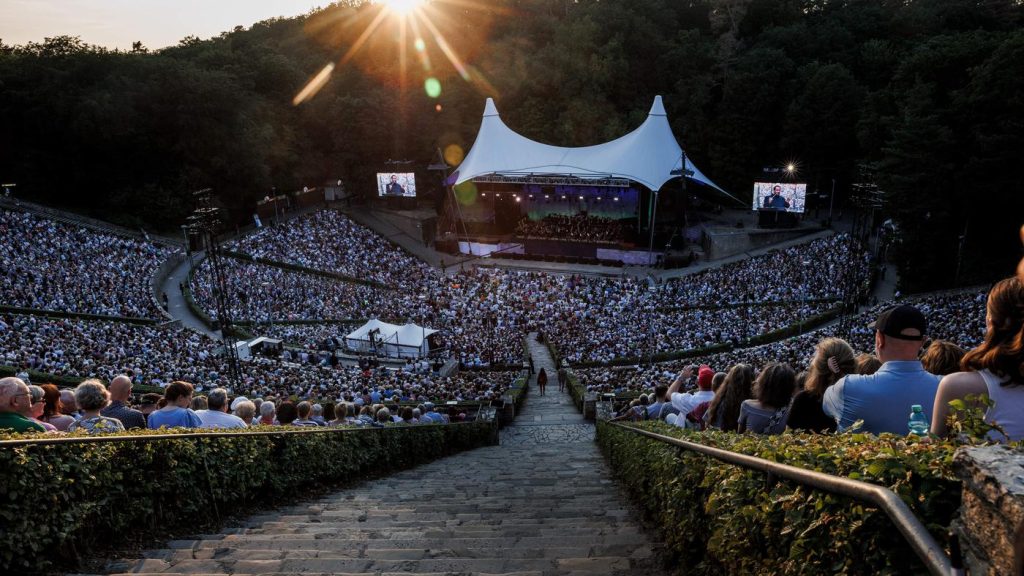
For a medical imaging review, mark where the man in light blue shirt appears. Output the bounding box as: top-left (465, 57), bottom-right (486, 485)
top-left (823, 305), bottom-right (940, 434)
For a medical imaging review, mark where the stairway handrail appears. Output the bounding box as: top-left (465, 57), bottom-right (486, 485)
top-left (605, 422), bottom-right (953, 576)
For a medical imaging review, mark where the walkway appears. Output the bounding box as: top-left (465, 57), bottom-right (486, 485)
top-left (97, 335), bottom-right (664, 576)
top-left (158, 252), bottom-right (219, 340)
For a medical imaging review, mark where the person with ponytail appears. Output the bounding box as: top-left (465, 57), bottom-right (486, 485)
top-left (931, 277), bottom-right (1024, 441)
top-left (788, 337), bottom-right (856, 433)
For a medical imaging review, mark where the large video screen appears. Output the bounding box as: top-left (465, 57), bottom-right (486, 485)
top-left (377, 173), bottom-right (417, 197)
top-left (752, 182), bottom-right (806, 213)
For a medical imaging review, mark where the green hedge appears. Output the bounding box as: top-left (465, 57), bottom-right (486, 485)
top-left (0, 305), bottom-right (158, 325)
top-left (222, 250), bottom-right (387, 289)
top-left (0, 422), bottom-right (496, 572)
top-left (596, 421), bottom-right (961, 575)
top-left (0, 366), bottom-right (164, 395)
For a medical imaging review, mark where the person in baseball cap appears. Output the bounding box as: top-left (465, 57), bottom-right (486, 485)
top-left (823, 304), bottom-right (940, 434)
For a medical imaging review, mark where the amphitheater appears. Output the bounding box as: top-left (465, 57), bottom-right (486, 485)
top-left (0, 198), bottom-right (1008, 575)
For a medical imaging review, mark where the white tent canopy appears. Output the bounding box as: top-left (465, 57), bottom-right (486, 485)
top-left (345, 319), bottom-right (438, 359)
top-left (453, 96), bottom-right (729, 195)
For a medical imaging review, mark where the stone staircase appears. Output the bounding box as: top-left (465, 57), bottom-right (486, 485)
top-left (94, 334), bottom-right (664, 576)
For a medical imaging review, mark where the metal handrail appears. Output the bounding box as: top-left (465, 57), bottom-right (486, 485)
top-left (0, 420), bottom-right (488, 448)
top-left (607, 422), bottom-right (953, 576)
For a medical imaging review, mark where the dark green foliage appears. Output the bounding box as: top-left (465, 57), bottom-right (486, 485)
top-left (0, 422), bottom-right (495, 572)
top-left (1, 0), bottom-right (1021, 289)
top-left (597, 421), bottom-right (963, 575)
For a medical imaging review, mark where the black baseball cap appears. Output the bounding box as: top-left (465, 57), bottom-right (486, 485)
top-left (870, 305), bottom-right (927, 341)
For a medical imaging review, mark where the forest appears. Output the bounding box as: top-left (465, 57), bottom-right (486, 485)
top-left (0, 0), bottom-right (1021, 291)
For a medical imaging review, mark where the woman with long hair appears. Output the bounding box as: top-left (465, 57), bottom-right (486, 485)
top-left (705, 364), bottom-right (755, 432)
top-left (738, 363), bottom-right (796, 435)
top-left (931, 277), bottom-right (1024, 440)
top-left (788, 337), bottom-right (856, 433)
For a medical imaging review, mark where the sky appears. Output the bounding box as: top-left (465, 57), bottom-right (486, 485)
top-left (0, 0), bottom-right (330, 51)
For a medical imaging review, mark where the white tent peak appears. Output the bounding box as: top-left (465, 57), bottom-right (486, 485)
top-left (454, 95), bottom-right (728, 194)
top-left (648, 95), bottom-right (667, 117)
top-left (483, 97), bottom-right (499, 117)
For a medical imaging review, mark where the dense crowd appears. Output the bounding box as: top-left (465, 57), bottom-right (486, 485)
top-left (0, 209), bottom-right (169, 318)
top-left (652, 234), bottom-right (871, 306)
top-left (0, 311), bottom-right (517, 405)
top-left (514, 213), bottom-right (624, 242)
top-left (228, 210), bottom-right (436, 291)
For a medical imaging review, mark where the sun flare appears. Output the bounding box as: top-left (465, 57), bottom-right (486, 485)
top-left (379, 0), bottom-right (423, 16)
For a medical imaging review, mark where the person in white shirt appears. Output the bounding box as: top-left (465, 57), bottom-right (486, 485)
top-left (667, 364), bottom-right (717, 427)
top-left (196, 388), bottom-right (247, 429)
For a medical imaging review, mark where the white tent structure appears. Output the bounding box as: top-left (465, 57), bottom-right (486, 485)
top-left (452, 95), bottom-right (734, 199)
top-left (345, 319), bottom-right (437, 359)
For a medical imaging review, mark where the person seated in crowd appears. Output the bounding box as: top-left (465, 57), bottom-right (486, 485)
top-left (788, 338), bottom-right (855, 434)
top-left (26, 385), bottom-right (58, 432)
top-left (257, 401), bottom-right (277, 425)
top-left (611, 395), bottom-right (650, 422)
top-left (823, 305), bottom-right (940, 434)
top-left (705, 364), bottom-right (755, 432)
top-left (233, 400), bottom-right (256, 426)
top-left (67, 380), bottom-right (125, 434)
top-left (40, 383), bottom-right (75, 431)
top-left (0, 377), bottom-right (46, 433)
top-left (738, 363), bottom-right (796, 434)
top-left (137, 393), bottom-right (162, 422)
top-left (311, 403), bottom-right (327, 426)
top-left (645, 385), bottom-right (675, 421)
top-left (921, 339), bottom-right (966, 376)
top-left (196, 388), bottom-right (247, 429)
top-left (374, 407), bottom-right (392, 426)
top-left (147, 381), bottom-right (202, 429)
top-left (101, 375), bottom-right (146, 430)
top-left (292, 401), bottom-right (320, 426)
top-left (191, 395), bottom-right (208, 411)
top-left (854, 353), bottom-right (882, 375)
top-left (59, 389), bottom-right (80, 420)
top-left (276, 401), bottom-right (298, 425)
top-left (668, 365), bottom-right (716, 427)
top-left (932, 277), bottom-right (1024, 441)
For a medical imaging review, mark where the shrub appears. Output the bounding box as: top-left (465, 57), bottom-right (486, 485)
top-left (596, 421), bottom-right (962, 575)
top-left (0, 422), bottom-right (496, 572)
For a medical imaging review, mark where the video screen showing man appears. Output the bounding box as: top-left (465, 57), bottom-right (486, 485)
top-left (751, 182), bottom-right (806, 213)
top-left (376, 173), bottom-right (417, 198)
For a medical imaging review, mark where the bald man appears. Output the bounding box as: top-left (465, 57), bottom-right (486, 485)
top-left (0, 377), bottom-right (45, 433)
top-left (100, 375), bottom-right (146, 430)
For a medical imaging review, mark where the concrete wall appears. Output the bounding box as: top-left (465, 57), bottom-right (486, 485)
top-left (702, 228), bottom-right (819, 260)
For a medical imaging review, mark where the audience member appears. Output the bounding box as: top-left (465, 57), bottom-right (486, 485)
top-left (196, 388), bottom-right (247, 429)
top-left (932, 277), bottom-right (1024, 441)
top-left (788, 338), bottom-right (855, 433)
top-left (705, 364), bottom-right (755, 432)
top-left (823, 305), bottom-right (940, 434)
top-left (26, 385), bottom-right (58, 432)
top-left (738, 363), bottom-right (796, 434)
top-left (0, 377), bottom-right (45, 433)
top-left (40, 383), bottom-right (75, 431)
top-left (921, 340), bottom-right (967, 376)
top-left (147, 381), bottom-right (202, 429)
top-left (101, 375), bottom-right (146, 430)
top-left (67, 379), bottom-right (125, 434)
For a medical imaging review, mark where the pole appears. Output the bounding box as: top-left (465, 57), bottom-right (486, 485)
top-left (829, 178), bottom-right (836, 225)
top-left (648, 190), bottom-right (659, 267)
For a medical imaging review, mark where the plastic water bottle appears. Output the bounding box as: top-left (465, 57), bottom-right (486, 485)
top-left (908, 404), bottom-right (929, 436)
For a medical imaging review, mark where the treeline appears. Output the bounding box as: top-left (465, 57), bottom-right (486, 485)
top-left (0, 0), bottom-right (1021, 291)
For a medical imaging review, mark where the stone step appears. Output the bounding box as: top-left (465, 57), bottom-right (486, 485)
top-left (238, 524), bottom-right (639, 537)
top-left (178, 533), bottom-right (650, 549)
top-left (143, 543), bottom-right (655, 562)
top-left (107, 555), bottom-right (654, 574)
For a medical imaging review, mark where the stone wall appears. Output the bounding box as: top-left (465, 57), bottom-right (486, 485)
top-left (954, 445), bottom-right (1024, 575)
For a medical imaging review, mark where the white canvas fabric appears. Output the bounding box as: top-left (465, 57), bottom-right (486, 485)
top-left (453, 96), bottom-right (727, 194)
top-left (345, 319), bottom-right (437, 357)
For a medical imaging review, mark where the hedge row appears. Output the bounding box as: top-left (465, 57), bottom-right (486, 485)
top-left (0, 365), bottom-right (164, 395)
top-left (0, 421), bottom-right (497, 572)
top-left (222, 250), bottom-right (387, 290)
top-left (0, 305), bottom-right (157, 325)
top-left (596, 421), bottom-right (962, 575)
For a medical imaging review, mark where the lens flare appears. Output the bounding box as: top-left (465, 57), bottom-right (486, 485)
top-left (424, 77), bottom-right (442, 98)
top-left (379, 0), bottom-right (422, 16)
top-left (454, 181), bottom-right (477, 205)
top-left (444, 144), bottom-right (464, 165)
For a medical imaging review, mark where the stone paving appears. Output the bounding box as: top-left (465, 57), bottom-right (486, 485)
top-left (95, 333), bottom-right (664, 576)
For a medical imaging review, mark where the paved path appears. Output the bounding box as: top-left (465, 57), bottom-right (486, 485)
top-left (158, 252), bottom-right (220, 340)
top-left (97, 335), bottom-right (663, 576)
